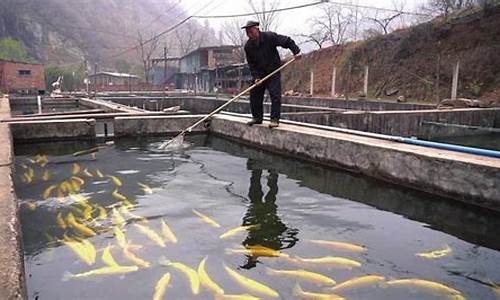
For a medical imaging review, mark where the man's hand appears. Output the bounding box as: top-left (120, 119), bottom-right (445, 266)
top-left (254, 78), bottom-right (262, 86)
top-left (294, 53), bottom-right (302, 60)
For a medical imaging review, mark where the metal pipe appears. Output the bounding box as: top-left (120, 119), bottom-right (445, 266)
top-left (219, 112), bottom-right (500, 159)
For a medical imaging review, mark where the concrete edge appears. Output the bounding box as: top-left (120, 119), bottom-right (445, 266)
top-left (0, 95), bottom-right (26, 300)
top-left (114, 115), bottom-right (210, 137)
top-left (210, 114), bottom-right (500, 211)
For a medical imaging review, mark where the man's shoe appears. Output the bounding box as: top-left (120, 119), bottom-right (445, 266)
top-left (247, 118), bottom-right (262, 126)
top-left (268, 119), bottom-right (279, 128)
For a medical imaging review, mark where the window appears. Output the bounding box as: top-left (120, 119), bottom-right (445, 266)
top-left (18, 70), bottom-right (31, 76)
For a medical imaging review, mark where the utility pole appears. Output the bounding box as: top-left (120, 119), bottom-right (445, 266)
top-left (84, 59), bottom-right (89, 98)
top-left (93, 63), bottom-right (98, 98)
top-left (163, 45), bottom-right (168, 90)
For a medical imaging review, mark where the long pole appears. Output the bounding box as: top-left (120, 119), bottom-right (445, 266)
top-left (159, 58), bottom-right (296, 149)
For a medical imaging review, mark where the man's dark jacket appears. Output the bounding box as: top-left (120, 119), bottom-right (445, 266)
top-left (244, 31), bottom-right (300, 79)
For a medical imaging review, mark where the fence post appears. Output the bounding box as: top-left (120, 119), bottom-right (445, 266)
top-left (331, 66), bottom-right (336, 98)
top-left (363, 65), bottom-right (369, 97)
top-left (451, 60), bottom-right (459, 100)
top-left (310, 69), bottom-right (314, 97)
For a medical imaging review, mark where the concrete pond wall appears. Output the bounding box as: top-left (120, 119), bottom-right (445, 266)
top-left (282, 108), bottom-right (500, 138)
top-left (2, 95), bottom-right (500, 298)
top-left (0, 95), bottom-right (26, 299)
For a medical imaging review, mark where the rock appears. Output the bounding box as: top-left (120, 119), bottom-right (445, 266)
top-left (163, 106), bottom-right (180, 113)
top-left (438, 98), bottom-right (480, 108)
top-left (397, 95), bottom-right (406, 102)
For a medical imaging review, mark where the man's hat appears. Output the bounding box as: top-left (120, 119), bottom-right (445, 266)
top-left (241, 20), bottom-right (260, 29)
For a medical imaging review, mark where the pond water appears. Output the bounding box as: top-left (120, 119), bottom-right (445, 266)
top-left (14, 135), bottom-right (500, 300)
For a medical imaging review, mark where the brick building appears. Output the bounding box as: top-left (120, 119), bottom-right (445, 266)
top-left (0, 59), bottom-right (46, 94)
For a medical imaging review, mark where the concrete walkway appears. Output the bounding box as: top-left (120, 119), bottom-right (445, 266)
top-left (0, 95), bottom-right (25, 299)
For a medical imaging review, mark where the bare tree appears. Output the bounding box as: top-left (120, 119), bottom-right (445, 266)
top-left (137, 31), bottom-right (160, 84)
top-left (247, 0), bottom-right (281, 31)
top-left (368, 11), bottom-right (403, 34)
top-left (174, 20), bottom-right (209, 56)
top-left (221, 18), bottom-right (247, 62)
top-left (296, 32), bottom-right (329, 50)
top-left (311, 4), bottom-right (354, 46)
top-left (422, 0), bottom-right (476, 17)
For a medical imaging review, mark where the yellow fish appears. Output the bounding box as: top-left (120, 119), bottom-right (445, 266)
top-left (224, 264), bottom-right (279, 298)
top-left (112, 208), bottom-right (127, 229)
top-left (121, 208), bottom-right (148, 223)
top-left (112, 189), bottom-right (129, 202)
top-left (70, 180), bottom-right (82, 192)
top-left (138, 182), bottom-right (153, 194)
top-left (309, 239), bottom-right (367, 253)
top-left (56, 212), bottom-right (67, 229)
top-left (80, 238), bottom-right (97, 263)
top-left (293, 284), bottom-right (345, 300)
top-left (67, 212), bottom-right (96, 237)
top-left (198, 257), bottom-right (224, 295)
top-left (292, 256), bottom-right (362, 270)
top-left (23, 173), bottom-right (33, 184)
top-left (386, 279), bottom-right (464, 299)
top-left (72, 147), bottom-right (99, 157)
top-left (215, 294), bottom-right (261, 300)
top-left (95, 169), bottom-right (104, 178)
top-left (72, 163), bottom-right (81, 175)
top-left (153, 272), bottom-right (171, 300)
top-left (266, 267), bottom-right (336, 286)
top-left (133, 224), bottom-right (166, 248)
top-left (192, 209), bottom-right (221, 228)
top-left (25, 202), bottom-right (37, 211)
top-left (161, 219), bottom-right (178, 244)
top-left (102, 244), bottom-right (120, 267)
top-left (42, 170), bottom-right (50, 181)
top-left (83, 168), bottom-right (93, 177)
top-left (81, 205), bottom-right (94, 221)
top-left (62, 234), bottom-right (95, 265)
top-left (27, 167), bottom-right (35, 178)
top-left (63, 265), bottom-right (138, 280)
top-left (226, 245), bottom-right (288, 258)
top-left (219, 224), bottom-right (261, 239)
top-left (416, 245), bottom-right (452, 259)
top-left (489, 281), bottom-right (500, 297)
top-left (160, 258), bottom-right (200, 295)
top-left (113, 226), bottom-right (128, 249)
top-left (96, 205), bottom-right (107, 220)
top-left (108, 175), bottom-right (123, 187)
top-left (34, 154), bottom-right (49, 167)
top-left (329, 275), bottom-right (385, 292)
top-left (123, 247), bottom-right (150, 268)
top-left (43, 185), bottom-right (57, 200)
top-left (71, 176), bottom-right (85, 186)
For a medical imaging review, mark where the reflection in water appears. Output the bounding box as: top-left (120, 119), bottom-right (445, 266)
top-left (240, 159), bottom-right (299, 269)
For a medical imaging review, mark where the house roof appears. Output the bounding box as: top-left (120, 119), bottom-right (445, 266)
top-left (0, 58), bottom-right (42, 65)
top-left (181, 45), bottom-right (241, 60)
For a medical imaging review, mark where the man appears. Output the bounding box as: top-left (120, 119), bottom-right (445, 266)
top-left (242, 20), bottom-right (301, 128)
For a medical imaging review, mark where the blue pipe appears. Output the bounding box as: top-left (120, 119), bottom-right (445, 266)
top-left (400, 138), bottom-right (500, 159)
top-left (219, 112), bottom-right (500, 159)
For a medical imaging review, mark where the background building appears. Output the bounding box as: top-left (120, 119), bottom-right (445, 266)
top-left (0, 59), bottom-right (45, 94)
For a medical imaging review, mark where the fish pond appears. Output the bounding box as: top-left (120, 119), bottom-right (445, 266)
top-left (14, 135), bottom-right (500, 300)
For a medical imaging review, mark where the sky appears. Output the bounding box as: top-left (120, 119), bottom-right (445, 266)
top-left (178, 0), bottom-right (424, 36)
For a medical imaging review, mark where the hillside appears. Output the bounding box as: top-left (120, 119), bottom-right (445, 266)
top-left (283, 5), bottom-right (500, 103)
top-left (0, 0), bottom-right (217, 67)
